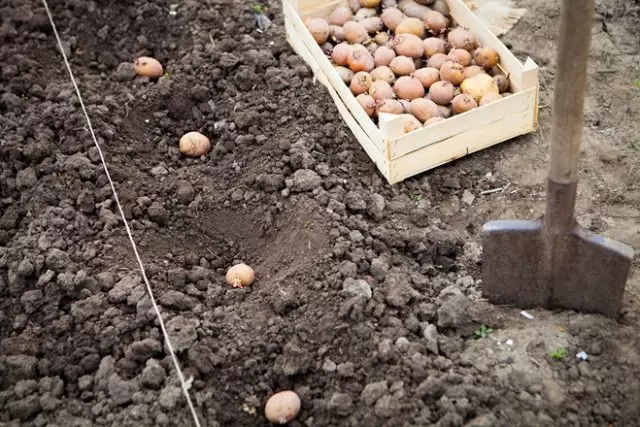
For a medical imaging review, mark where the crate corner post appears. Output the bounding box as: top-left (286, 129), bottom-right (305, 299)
top-left (522, 57), bottom-right (540, 130)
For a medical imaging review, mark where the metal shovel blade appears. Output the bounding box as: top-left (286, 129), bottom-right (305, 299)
top-left (482, 218), bottom-right (634, 318)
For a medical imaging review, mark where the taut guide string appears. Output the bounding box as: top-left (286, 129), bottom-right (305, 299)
top-left (40, 1), bottom-right (203, 426)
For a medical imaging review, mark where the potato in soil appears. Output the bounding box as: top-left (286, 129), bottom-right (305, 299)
top-left (134, 57), bottom-right (163, 78)
top-left (179, 132), bottom-right (210, 157)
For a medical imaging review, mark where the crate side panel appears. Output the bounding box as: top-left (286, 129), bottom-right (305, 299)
top-left (284, 1), bottom-right (384, 147)
top-left (389, 87), bottom-right (537, 160)
top-left (389, 108), bottom-right (536, 182)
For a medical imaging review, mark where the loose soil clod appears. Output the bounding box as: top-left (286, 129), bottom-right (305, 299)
top-left (1, 0), bottom-right (639, 426)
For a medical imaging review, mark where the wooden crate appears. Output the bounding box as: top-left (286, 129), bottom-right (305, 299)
top-left (283, 0), bottom-right (539, 184)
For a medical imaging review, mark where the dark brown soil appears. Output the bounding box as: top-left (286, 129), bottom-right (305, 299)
top-left (1, 0), bottom-right (640, 426)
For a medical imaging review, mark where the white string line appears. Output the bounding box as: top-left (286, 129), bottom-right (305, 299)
top-left (40, 1), bottom-right (202, 426)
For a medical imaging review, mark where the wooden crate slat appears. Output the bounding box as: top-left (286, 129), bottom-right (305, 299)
top-left (283, 1), bottom-right (385, 147)
top-left (388, 86), bottom-right (537, 160)
top-left (389, 108), bottom-right (536, 182)
top-left (285, 14), bottom-right (390, 179)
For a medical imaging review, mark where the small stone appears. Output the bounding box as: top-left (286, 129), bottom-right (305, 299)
top-left (443, 177), bottom-right (460, 189)
top-left (542, 379), bottom-right (565, 406)
top-left (378, 338), bottom-right (397, 362)
top-left (147, 202), bottom-right (169, 225)
top-left (271, 292), bottom-right (299, 315)
top-left (280, 340), bottom-right (312, 376)
top-left (369, 193), bottom-right (385, 220)
top-left (158, 290), bottom-right (196, 310)
top-left (422, 324), bottom-right (439, 354)
top-left (361, 381), bottom-right (388, 406)
top-left (125, 338), bottom-right (163, 362)
top-left (165, 316), bottom-right (198, 353)
top-left (464, 412), bottom-right (498, 426)
top-left (108, 373), bottom-right (139, 406)
top-left (345, 191), bottom-right (366, 211)
top-left (337, 362), bottom-right (355, 377)
top-left (255, 173), bottom-right (285, 192)
top-left (292, 169), bottom-right (321, 192)
top-left (78, 375), bottom-right (93, 392)
top-left (175, 180), bottom-right (195, 204)
top-left (151, 165), bottom-right (168, 176)
top-left (348, 230), bottom-right (364, 244)
top-left (463, 242), bottom-right (482, 263)
top-left (315, 163), bottom-right (330, 176)
top-left (70, 294), bottom-right (105, 322)
top-left (20, 290), bottom-right (44, 314)
top-left (342, 278), bottom-right (372, 299)
top-left (109, 276), bottom-right (139, 303)
top-left (461, 190), bottom-right (475, 206)
top-left (167, 269), bottom-right (186, 287)
top-left (115, 62), bottom-right (137, 80)
top-left (328, 392), bottom-right (353, 416)
top-left (437, 294), bottom-right (472, 329)
top-left (394, 337), bottom-right (410, 353)
top-left (159, 385), bottom-right (181, 410)
top-left (370, 258), bottom-right (389, 281)
top-left (7, 395), bottom-right (41, 421)
top-left (338, 261), bottom-right (357, 278)
top-left (322, 359), bottom-right (337, 373)
top-left (16, 167), bottom-right (38, 189)
top-left (17, 259), bottom-right (35, 277)
top-left (140, 359), bottom-right (166, 389)
top-left (45, 249), bottom-right (70, 272)
top-left (374, 394), bottom-right (401, 418)
top-left (327, 199), bottom-right (346, 215)
top-left (14, 379), bottom-right (38, 398)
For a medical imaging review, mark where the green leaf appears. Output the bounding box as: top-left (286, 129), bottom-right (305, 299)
top-left (474, 324), bottom-right (494, 338)
top-left (251, 3), bottom-right (268, 14)
top-left (549, 347), bottom-right (568, 360)
top-left (634, 79), bottom-right (640, 89)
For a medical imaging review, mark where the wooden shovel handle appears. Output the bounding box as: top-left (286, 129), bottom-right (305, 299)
top-left (548, 0), bottom-right (595, 184)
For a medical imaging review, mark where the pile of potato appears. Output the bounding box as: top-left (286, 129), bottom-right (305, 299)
top-left (305, 0), bottom-right (511, 133)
